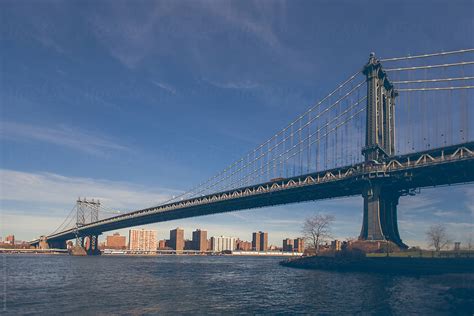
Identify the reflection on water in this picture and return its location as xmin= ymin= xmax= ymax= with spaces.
xmin=3 ymin=255 xmax=473 ymax=315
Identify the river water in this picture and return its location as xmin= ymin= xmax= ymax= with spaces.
xmin=2 ymin=254 xmax=473 ymax=315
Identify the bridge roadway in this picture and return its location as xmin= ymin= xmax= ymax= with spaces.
xmin=30 ymin=142 xmax=474 ymax=246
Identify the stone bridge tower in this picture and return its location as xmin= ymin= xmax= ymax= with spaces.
xmin=74 ymin=198 xmax=101 ymax=255
xmin=359 ymin=53 xmax=407 ymax=248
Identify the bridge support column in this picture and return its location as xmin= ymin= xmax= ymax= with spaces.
xmin=359 ymin=183 xmax=407 ymax=249
xmin=359 ymin=53 xmax=407 ymax=249
xmin=70 ymin=235 xmax=101 ymax=255
xmin=87 ymin=235 xmax=101 ymax=255
xmin=39 ymin=236 xmax=50 ymax=249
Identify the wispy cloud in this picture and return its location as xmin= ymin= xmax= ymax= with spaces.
xmin=0 ymin=169 xmax=180 ymax=211
xmin=464 ymin=186 xmax=474 ymax=216
xmin=204 ymin=1 xmax=286 ymax=50
xmin=86 ymin=1 xmax=306 ymax=72
xmin=151 ymin=81 xmax=176 ymax=94
xmin=0 ymin=168 xmax=184 ymax=240
xmin=0 ymin=121 xmax=128 ymax=155
xmin=399 ymin=193 xmax=440 ymax=212
xmin=203 ymin=78 xmax=259 ymax=90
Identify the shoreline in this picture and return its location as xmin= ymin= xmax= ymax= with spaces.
xmin=1 ymin=250 xmax=303 ymax=257
xmin=280 ymin=255 xmax=474 ymax=275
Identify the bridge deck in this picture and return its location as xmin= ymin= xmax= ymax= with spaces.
xmin=31 ymin=142 xmax=474 ymax=245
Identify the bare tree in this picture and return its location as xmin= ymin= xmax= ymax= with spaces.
xmin=302 ymin=214 xmax=334 ymax=254
xmin=426 ymin=224 xmax=450 ymax=253
xmin=465 ymin=234 xmax=473 ymax=251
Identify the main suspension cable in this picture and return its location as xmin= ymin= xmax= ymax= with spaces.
xmin=386 ymin=61 xmax=474 ymax=72
xmin=393 ymin=76 xmax=474 ymax=84
xmin=164 ymin=71 xmax=363 ymax=202
xmin=186 ymin=81 xmax=366 ymax=197
xmin=49 ymin=204 xmax=76 ymax=236
xmin=380 ymin=48 xmax=474 ymax=62
xmin=397 ymin=86 xmax=474 ymax=92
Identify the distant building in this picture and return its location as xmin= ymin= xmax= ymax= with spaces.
xmin=211 ymin=236 xmax=236 ymax=252
xmin=158 ymin=240 xmax=167 ymax=249
xmin=106 ymin=232 xmax=126 ymax=249
xmin=268 ymin=244 xmax=280 ymax=251
xmin=170 ymin=228 xmax=184 ymax=251
xmin=260 ymin=232 xmax=268 ymax=251
xmin=236 ymin=239 xmax=252 ymax=251
xmin=294 ymin=238 xmax=305 ymax=253
xmin=252 ymin=231 xmax=268 ymax=251
xmin=5 ymin=235 xmax=14 ymax=245
xmin=331 ymin=240 xmax=342 ymax=251
xmin=252 ymin=232 xmax=261 ymax=251
xmin=129 ymin=229 xmax=157 ymax=251
xmin=184 ymin=239 xmax=193 ymax=250
xmin=454 ymin=242 xmax=461 ymax=251
xmin=283 ymin=238 xmax=294 ymax=252
xmin=207 ymin=239 xmax=212 ymax=251
xmin=192 ymin=229 xmax=208 ymax=252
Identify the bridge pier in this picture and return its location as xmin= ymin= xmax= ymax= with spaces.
xmin=71 ymin=234 xmax=101 ymax=256
xmin=38 ymin=236 xmax=67 ymax=250
xmin=86 ymin=234 xmax=101 ymax=255
xmin=360 ymin=183 xmax=407 ymax=248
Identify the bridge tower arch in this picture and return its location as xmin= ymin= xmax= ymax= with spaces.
xmin=359 ymin=53 xmax=407 ymax=248
xmin=73 ymin=198 xmax=101 ymax=255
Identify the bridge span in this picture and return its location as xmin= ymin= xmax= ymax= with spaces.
xmin=30 ymin=49 xmax=474 ymax=254
xmin=31 ymin=142 xmax=474 ymax=251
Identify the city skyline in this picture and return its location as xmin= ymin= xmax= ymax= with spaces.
xmin=1 ymin=1 xmax=473 ymax=248
xmin=94 ymin=228 xmax=308 ymax=253
xmin=101 ymin=229 xmax=299 ymax=250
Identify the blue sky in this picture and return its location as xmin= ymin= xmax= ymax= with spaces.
xmin=1 ymin=0 xmax=473 ymax=247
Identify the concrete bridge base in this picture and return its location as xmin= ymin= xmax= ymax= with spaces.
xmin=70 ymin=245 xmax=88 ymax=256
xmin=359 ymin=182 xmax=408 ymax=249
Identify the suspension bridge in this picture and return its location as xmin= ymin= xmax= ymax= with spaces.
xmin=30 ymin=49 xmax=474 ymax=255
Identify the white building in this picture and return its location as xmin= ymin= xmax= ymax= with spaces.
xmin=211 ymin=236 xmax=236 ymax=252
xmin=129 ymin=229 xmax=157 ymax=251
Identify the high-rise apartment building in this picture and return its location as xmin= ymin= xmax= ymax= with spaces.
xmin=283 ymin=238 xmax=294 ymax=251
xmin=252 ymin=231 xmax=268 ymax=251
xmin=331 ymin=240 xmax=342 ymax=251
xmin=158 ymin=240 xmax=167 ymax=249
xmin=260 ymin=232 xmax=268 ymax=251
xmin=211 ymin=236 xmax=236 ymax=252
xmin=236 ymin=239 xmax=252 ymax=251
xmin=129 ymin=229 xmax=157 ymax=251
xmin=294 ymin=238 xmax=305 ymax=253
xmin=252 ymin=232 xmax=260 ymax=251
xmin=106 ymin=232 xmax=126 ymax=249
xmin=192 ymin=229 xmax=207 ymax=252
xmin=170 ymin=227 xmax=184 ymax=251
xmin=207 ymin=239 xmax=212 ymax=251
